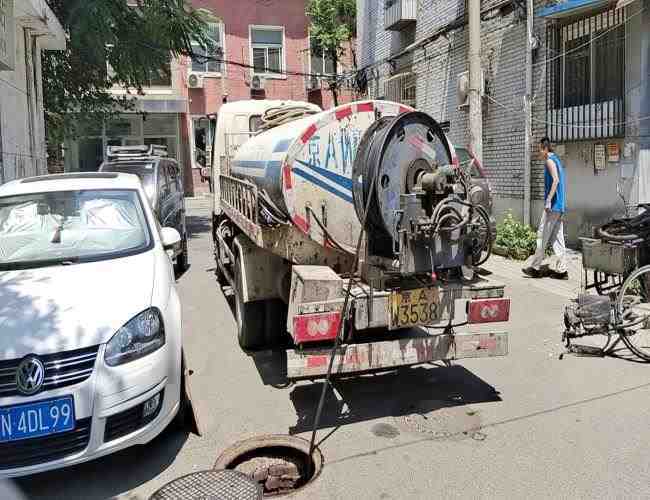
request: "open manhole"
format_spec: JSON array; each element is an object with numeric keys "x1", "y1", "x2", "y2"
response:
[{"x1": 214, "y1": 435, "x2": 323, "y2": 497}]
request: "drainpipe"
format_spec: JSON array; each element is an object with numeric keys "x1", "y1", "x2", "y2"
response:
[
  {"x1": 523, "y1": 0, "x2": 534, "y2": 226},
  {"x1": 468, "y1": 0, "x2": 483, "y2": 166}
]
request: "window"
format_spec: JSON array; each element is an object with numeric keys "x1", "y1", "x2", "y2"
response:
[
  {"x1": 147, "y1": 55, "x2": 172, "y2": 87},
  {"x1": 157, "y1": 164, "x2": 168, "y2": 202},
  {"x1": 250, "y1": 26, "x2": 284, "y2": 76},
  {"x1": 0, "y1": 0, "x2": 14, "y2": 71},
  {"x1": 249, "y1": 115, "x2": 263, "y2": 132},
  {"x1": 310, "y1": 42, "x2": 336, "y2": 76},
  {"x1": 546, "y1": 8, "x2": 625, "y2": 141},
  {"x1": 166, "y1": 163, "x2": 179, "y2": 194},
  {"x1": 191, "y1": 23, "x2": 224, "y2": 74}
]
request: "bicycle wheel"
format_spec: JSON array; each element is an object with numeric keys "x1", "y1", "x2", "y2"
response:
[{"x1": 615, "y1": 265, "x2": 650, "y2": 361}]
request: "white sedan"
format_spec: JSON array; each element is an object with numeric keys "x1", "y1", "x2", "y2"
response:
[{"x1": 0, "y1": 172, "x2": 184, "y2": 477}]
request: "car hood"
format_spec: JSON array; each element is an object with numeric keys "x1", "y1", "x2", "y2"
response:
[{"x1": 0, "y1": 252, "x2": 155, "y2": 359}]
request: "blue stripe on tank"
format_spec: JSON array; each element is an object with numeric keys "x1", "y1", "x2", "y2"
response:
[
  {"x1": 294, "y1": 159, "x2": 353, "y2": 191},
  {"x1": 292, "y1": 168, "x2": 353, "y2": 204}
]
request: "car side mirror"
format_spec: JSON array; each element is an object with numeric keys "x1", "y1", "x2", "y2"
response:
[{"x1": 161, "y1": 227, "x2": 181, "y2": 250}]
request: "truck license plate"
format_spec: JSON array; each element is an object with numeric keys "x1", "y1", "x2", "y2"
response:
[
  {"x1": 0, "y1": 396, "x2": 75, "y2": 443},
  {"x1": 388, "y1": 287, "x2": 440, "y2": 330}
]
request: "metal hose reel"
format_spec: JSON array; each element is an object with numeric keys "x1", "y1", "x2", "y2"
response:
[{"x1": 352, "y1": 112, "x2": 458, "y2": 271}]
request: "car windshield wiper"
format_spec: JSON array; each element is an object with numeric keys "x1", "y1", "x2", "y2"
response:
[{"x1": 0, "y1": 256, "x2": 81, "y2": 271}]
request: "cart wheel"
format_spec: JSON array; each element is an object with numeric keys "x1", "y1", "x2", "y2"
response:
[{"x1": 616, "y1": 265, "x2": 650, "y2": 361}]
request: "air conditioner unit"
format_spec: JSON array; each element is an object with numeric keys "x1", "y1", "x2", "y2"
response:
[
  {"x1": 457, "y1": 70, "x2": 485, "y2": 108},
  {"x1": 306, "y1": 76, "x2": 321, "y2": 91},
  {"x1": 251, "y1": 75, "x2": 266, "y2": 91},
  {"x1": 187, "y1": 73, "x2": 204, "y2": 89}
]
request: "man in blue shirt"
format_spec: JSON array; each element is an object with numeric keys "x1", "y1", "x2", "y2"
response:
[{"x1": 523, "y1": 137, "x2": 568, "y2": 279}]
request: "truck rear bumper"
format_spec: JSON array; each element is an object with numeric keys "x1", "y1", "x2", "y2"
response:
[{"x1": 286, "y1": 330, "x2": 508, "y2": 379}]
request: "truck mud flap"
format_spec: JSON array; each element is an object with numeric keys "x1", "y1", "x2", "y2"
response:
[{"x1": 286, "y1": 332, "x2": 508, "y2": 379}]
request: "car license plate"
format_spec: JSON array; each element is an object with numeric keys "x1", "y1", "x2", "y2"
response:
[
  {"x1": 388, "y1": 287, "x2": 440, "y2": 330},
  {"x1": 0, "y1": 396, "x2": 75, "y2": 443}
]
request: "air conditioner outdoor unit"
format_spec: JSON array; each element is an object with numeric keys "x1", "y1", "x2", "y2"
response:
[
  {"x1": 187, "y1": 73, "x2": 204, "y2": 89},
  {"x1": 251, "y1": 75, "x2": 266, "y2": 91},
  {"x1": 306, "y1": 76, "x2": 321, "y2": 91},
  {"x1": 457, "y1": 70, "x2": 485, "y2": 108}
]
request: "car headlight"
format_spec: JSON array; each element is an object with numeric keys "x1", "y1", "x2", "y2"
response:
[{"x1": 105, "y1": 308, "x2": 165, "y2": 366}]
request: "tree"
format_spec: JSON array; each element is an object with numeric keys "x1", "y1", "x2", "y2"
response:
[
  {"x1": 306, "y1": 0, "x2": 356, "y2": 107},
  {"x1": 43, "y1": 0, "x2": 216, "y2": 167}
]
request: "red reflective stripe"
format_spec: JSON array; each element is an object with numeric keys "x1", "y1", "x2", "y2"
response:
[
  {"x1": 283, "y1": 164, "x2": 292, "y2": 189},
  {"x1": 468, "y1": 298, "x2": 510, "y2": 324},
  {"x1": 335, "y1": 106, "x2": 353, "y2": 121},
  {"x1": 293, "y1": 214, "x2": 310, "y2": 233},
  {"x1": 399, "y1": 106, "x2": 412, "y2": 114},
  {"x1": 301, "y1": 124, "x2": 317, "y2": 143},
  {"x1": 357, "y1": 102, "x2": 374, "y2": 113},
  {"x1": 307, "y1": 356, "x2": 328, "y2": 368}
]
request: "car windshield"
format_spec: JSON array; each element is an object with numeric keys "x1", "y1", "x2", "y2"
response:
[
  {"x1": 0, "y1": 189, "x2": 151, "y2": 270},
  {"x1": 101, "y1": 163, "x2": 156, "y2": 202}
]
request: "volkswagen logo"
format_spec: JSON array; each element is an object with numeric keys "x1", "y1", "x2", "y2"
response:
[{"x1": 16, "y1": 356, "x2": 45, "y2": 396}]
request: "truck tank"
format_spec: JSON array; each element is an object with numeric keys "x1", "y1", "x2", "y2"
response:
[{"x1": 231, "y1": 100, "x2": 459, "y2": 257}]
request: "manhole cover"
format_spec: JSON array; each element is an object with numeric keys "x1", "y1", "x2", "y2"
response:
[
  {"x1": 214, "y1": 435, "x2": 323, "y2": 497},
  {"x1": 393, "y1": 401, "x2": 484, "y2": 441},
  {"x1": 149, "y1": 470, "x2": 262, "y2": 500}
]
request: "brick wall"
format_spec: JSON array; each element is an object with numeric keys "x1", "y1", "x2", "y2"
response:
[{"x1": 357, "y1": 0, "x2": 550, "y2": 221}]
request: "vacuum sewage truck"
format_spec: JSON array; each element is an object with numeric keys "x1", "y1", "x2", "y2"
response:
[{"x1": 211, "y1": 100, "x2": 510, "y2": 379}]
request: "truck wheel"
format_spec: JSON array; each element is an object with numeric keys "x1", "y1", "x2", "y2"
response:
[
  {"x1": 234, "y1": 257, "x2": 266, "y2": 350},
  {"x1": 265, "y1": 299, "x2": 289, "y2": 348},
  {"x1": 214, "y1": 241, "x2": 228, "y2": 286}
]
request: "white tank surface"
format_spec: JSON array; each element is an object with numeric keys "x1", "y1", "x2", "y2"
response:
[{"x1": 231, "y1": 100, "x2": 418, "y2": 250}]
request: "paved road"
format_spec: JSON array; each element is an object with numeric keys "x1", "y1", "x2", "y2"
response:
[{"x1": 15, "y1": 198, "x2": 650, "y2": 499}]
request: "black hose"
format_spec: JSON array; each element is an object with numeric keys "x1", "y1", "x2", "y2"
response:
[
  {"x1": 305, "y1": 205, "x2": 354, "y2": 254},
  {"x1": 473, "y1": 205, "x2": 493, "y2": 266}
]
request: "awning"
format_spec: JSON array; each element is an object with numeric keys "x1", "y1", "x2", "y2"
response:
[{"x1": 536, "y1": 0, "x2": 611, "y2": 18}]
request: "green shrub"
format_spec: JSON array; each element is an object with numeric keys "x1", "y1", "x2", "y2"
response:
[{"x1": 495, "y1": 212, "x2": 537, "y2": 260}]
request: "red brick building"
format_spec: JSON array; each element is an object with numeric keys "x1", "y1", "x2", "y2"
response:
[{"x1": 185, "y1": 0, "x2": 357, "y2": 193}]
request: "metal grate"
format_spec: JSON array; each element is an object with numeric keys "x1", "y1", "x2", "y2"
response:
[
  {"x1": 0, "y1": 418, "x2": 91, "y2": 470},
  {"x1": 0, "y1": 345, "x2": 99, "y2": 397},
  {"x1": 104, "y1": 390, "x2": 164, "y2": 442},
  {"x1": 150, "y1": 470, "x2": 263, "y2": 500},
  {"x1": 546, "y1": 7, "x2": 625, "y2": 141},
  {"x1": 384, "y1": 72, "x2": 417, "y2": 108}
]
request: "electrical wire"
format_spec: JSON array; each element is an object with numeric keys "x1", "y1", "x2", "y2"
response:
[{"x1": 485, "y1": 93, "x2": 650, "y2": 129}]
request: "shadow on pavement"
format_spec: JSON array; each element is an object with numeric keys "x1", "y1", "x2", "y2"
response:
[
  {"x1": 186, "y1": 214, "x2": 211, "y2": 240},
  {"x1": 15, "y1": 427, "x2": 189, "y2": 500},
  {"x1": 287, "y1": 365, "x2": 501, "y2": 436}
]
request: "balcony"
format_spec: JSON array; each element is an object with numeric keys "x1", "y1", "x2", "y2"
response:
[{"x1": 384, "y1": 0, "x2": 417, "y2": 31}]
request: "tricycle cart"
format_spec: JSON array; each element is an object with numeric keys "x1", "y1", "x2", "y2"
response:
[{"x1": 564, "y1": 206, "x2": 650, "y2": 361}]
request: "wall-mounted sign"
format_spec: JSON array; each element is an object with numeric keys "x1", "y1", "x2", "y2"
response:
[
  {"x1": 607, "y1": 143, "x2": 620, "y2": 162},
  {"x1": 624, "y1": 142, "x2": 636, "y2": 159},
  {"x1": 594, "y1": 144, "x2": 606, "y2": 171}
]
